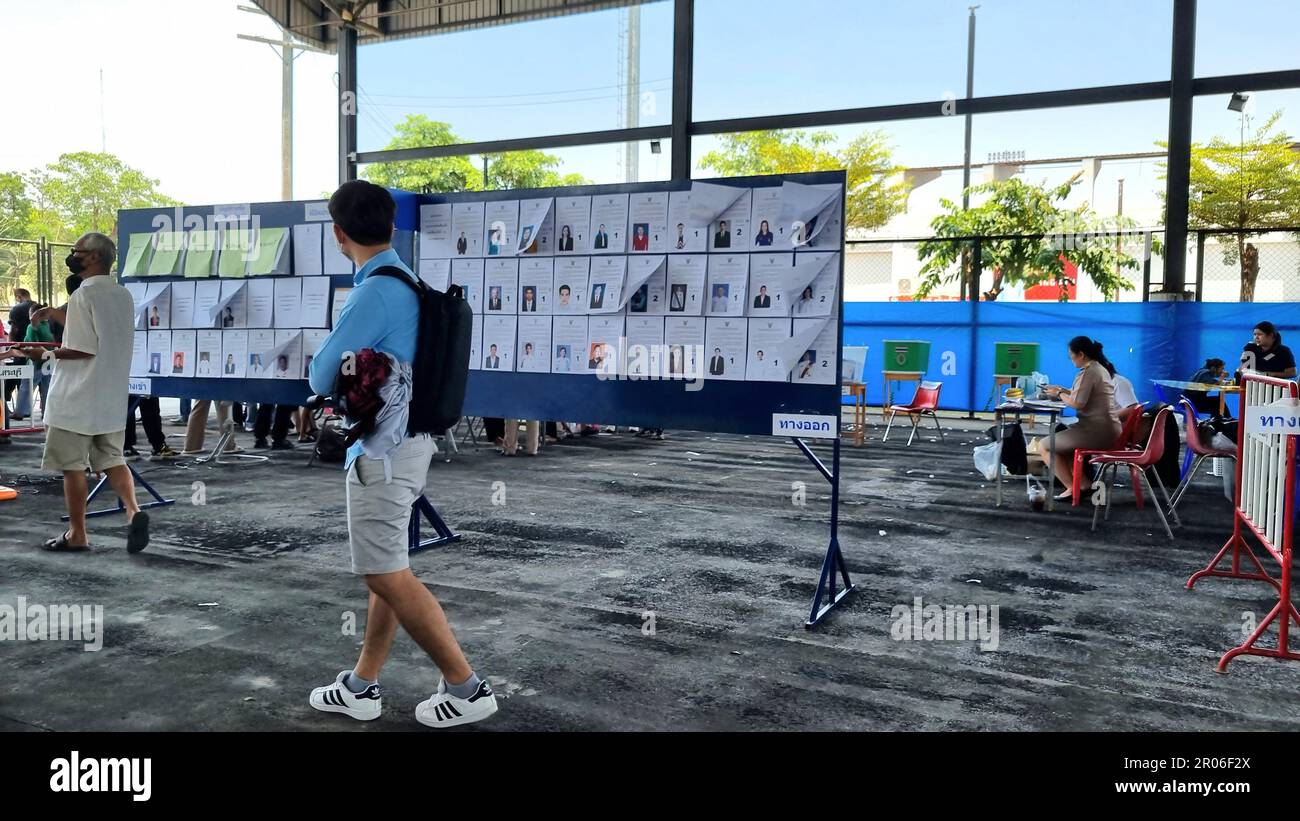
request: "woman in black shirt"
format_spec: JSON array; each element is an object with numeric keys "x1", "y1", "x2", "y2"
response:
[{"x1": 1239, "y1": 321, "x2": 1297, "y2": 379}]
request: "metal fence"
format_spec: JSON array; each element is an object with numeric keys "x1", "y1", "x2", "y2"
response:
[
  {"x1": 1193, "y1": 229, "x2": 1300, "y2": 303},
  {"x1": 0, "y1": 236, "x2": 65, "y2": 308},
  {"x1": 846, "y1": 228, "x2": 1300, "y2": 304}
]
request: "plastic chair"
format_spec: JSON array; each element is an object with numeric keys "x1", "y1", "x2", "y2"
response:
[
  {"x1": 1070, "y1": 405, "x2": 1145, "y2": 507},
  {"x1": 1168, "y1": 398, "x2": 1235, "y2": 514},
  {"x1": 1090, "y1": 407, "x2": 1180, "y2": 540},
  {"x1": 882, "y1": 381, "x2": 945, "y2": 446}
]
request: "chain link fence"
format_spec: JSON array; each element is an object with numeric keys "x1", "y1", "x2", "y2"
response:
[
  {"x1": 848, "y1": 228, "x2": 1300, "y2": 304},
  {"x1": 0, "y1": 238, "x2": 43, "y2": 304},
  {"x1": 1195, "y1": 230, "x2": 1300, "y2": 303}
]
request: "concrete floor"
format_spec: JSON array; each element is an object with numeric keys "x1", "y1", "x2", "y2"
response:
[{"x1": 1, "y1": 413, "x2": 1297, "y2": 732}]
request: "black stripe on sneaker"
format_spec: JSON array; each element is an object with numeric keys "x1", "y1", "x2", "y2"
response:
[
  {"x1": 445, "y1": 702, "x2": 462, "y2": 718},
  {"x1": 468, "y1": 682, "x2": 492, "y2": 702},
  {"x1": 330, "y1": 690, "x2": 343, "y2": 707},
  {"x1": 325, "y1": 690, "x2": 336, "y2": 706}
]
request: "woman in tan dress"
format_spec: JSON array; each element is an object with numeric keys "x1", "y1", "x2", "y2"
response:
[{"x1": 1038, "y1": 336, "x2": 1123, "y2": 500}]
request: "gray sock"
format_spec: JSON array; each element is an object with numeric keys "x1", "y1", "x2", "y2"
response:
[
  {"x1": 343, "y1": 670, "x2": 375, "y2": 694},
  {"x1": 446, "y1": 672, "x2": 481, "y2": 699}
]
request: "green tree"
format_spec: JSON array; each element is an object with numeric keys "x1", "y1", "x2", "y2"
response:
[
  {"x1": 363, "y1": 116, "x2": 481, "y2": 193},
  {"x1": 915, "y1": 174, "x2": 1145, "y2": 301},
  {"x1": 697, "y1": 129, "x2": 909, "y2": 231},
  {"x1": 1172, "y1": 110, "x2": 1300, "y2": 301},
  {"x1": 363, "y1": 114, "x2": 589, "y2": 192},
  {"x1": 483, "y1": 150, "x2": 587, "y2": 190},
  {"x1": 0, "y1": 172, "x2": 33, "y2": 239},
  {"x1": 27, "y1": 152, "x2": 177, "y2": 242}
]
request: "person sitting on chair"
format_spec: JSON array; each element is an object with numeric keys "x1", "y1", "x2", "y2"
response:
[{"x1": 1037, "y1": 336, "x2": 1122, "y2": 502}]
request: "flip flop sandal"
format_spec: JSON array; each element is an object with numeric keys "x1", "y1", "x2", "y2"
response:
[
  {"x1": 126, "y1": 511, "x2": 150, "y2": 554},
  {"x1": 42, "y1": 531, "x2": 90, "y2": 552}
]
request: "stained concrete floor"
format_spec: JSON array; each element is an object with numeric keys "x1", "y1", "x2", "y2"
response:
[{"x1": 1, "y1": 413, "x2": 1297, "y2": 732}]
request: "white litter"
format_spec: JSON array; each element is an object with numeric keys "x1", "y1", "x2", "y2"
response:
[
  {"x1": 966, "y1": 579, "x2": 982, "y2": 584},
  {"x1": 198, "y1": 602, "x2": 219, "y2": 607},
  {"x1": 878, "y1": 530, "x2": 887, "y2": 536}
]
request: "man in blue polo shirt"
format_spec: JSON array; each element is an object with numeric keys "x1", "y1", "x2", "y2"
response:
[{"x1": 306, "y1": 180, "x2": 496, "y2": 729}]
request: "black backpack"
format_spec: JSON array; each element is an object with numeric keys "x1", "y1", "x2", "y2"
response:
[
  {"x1": 314, "y1": 425, "x2": 348, "y2": 463},
  {"x1": 369, "y1": 266, "x2": 472, "y2": 435}
]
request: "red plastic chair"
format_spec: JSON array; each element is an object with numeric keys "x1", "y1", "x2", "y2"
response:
[
  {"x1": 883, "y1": 381, "x2": 945, "y2": 446},
  {"x1": 1168, "y1": 397, "x2": 1235, "y2": 514},
  {"x1": 1070, "y1": 405, "x2": 1145, "y2": 507},
  {"x1": 1090, "y1": 407, "x2": 1180, "y2": 540}
]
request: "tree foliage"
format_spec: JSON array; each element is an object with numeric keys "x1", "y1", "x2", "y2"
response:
[
  {"x1": 363, "y1": 114, "x2": 589, "y2": 193},
  {"x1": 697, "y1": 129, "x2": 908, "y2": 232},
  {"x1": 26, "y1": 152, "x2": 177, "y2": 242},
  {"x1": 916, "y1": 174, "x2": 1145, "y2": 301},
  {"x1": 1169, "y1": 110, "x2": 1300, "y2": 301}
]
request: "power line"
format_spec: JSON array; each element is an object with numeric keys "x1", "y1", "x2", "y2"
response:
[
  {"x1": 360, "y1": 76, "x2": 671, "y2": 102},
  {"x1": 362, "y1": 85, "x2": 670, "y2": 111}
]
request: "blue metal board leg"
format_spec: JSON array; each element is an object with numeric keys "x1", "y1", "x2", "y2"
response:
[
  {"x1": 793, "y1": 436, "x2": 855, "y2": 628},
  {"x1": 62, "y1": 462, "x2": 175, "y2": 521},
  {"x1": 408, "y1": 494, "x2": 462, "y2": 554}
]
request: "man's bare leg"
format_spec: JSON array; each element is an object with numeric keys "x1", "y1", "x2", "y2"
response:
[
  {"x1": 63, "y1": 470, "x2": 89, "y2": 545},
  {"x1": 354, "y1": 590, "x2": 400, "y2": 681},
  {"x1": 364, "y1": 569, "x2": 472, "y2": 685},
  {"x1": 104, "y1": 464, "x2": 142, "y2": 521}
]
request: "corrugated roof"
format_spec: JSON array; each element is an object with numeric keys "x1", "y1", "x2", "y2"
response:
[{"x1": 252, "y1": 0, "x2": 658, "y2": 52}]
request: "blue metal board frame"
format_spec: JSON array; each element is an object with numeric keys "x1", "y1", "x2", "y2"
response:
[
  {"x1": 114, "y1": 191, "x2": 418, "y2": 407},
  {"x1": 418, "y1": 171, "x2": 846, "y2": 436}
]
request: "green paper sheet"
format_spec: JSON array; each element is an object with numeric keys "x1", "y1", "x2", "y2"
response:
[
  {"x1": 218, "y1": 227, "x2": 253, "y2": 278},
  {"x1": 147, "y1": 232, "x2": 185, "y2": 276},
  {"x1": 247, "y1": 227, "x2": 288, "y2": 276},
  {"x1": 122, "y1": 233, "x2": 155, "y2": 276},
  {"x1": 184, "y1": 230, "x2": 218, "y2": 278}
]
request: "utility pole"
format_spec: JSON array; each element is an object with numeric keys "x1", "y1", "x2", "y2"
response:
[
  {"x1": 961, "y1": 6, "x2": 978, "y2": 302},
  {"x1": 238, "y1": 4, "x2": 326, "y2": 200},
  {"x1": 960, "y1": 6, "x2": 978, "y2": 212},
  {"x1": 619, "y1": 6, "x2": 642, "y2": 183}
]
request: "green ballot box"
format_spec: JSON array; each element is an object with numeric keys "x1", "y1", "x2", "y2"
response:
[
  {"x1": 882, "y1": 340, "x2": 930, "y2": 373},
  {"x1": 993, "y1": 342, "x2": 1040, "y2": 377}
]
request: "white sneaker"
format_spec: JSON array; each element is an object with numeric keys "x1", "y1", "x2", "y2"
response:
[
  {"x1": 309, "y1": 671, "x2": 382, "y2": 721},
  {"x1": 414, "y1": 678, "x2": 498, "y2": 728}
]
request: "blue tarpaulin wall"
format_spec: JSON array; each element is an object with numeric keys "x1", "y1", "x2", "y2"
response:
[{"x1": 843, "y1": 301, "x2": 1300, "y2": 412}]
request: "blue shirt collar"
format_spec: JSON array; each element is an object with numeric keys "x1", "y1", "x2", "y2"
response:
[{"x1": 354, "y1": 248, "x2": 403, "y2": 286}]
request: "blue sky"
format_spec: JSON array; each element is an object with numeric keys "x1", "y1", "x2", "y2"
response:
[
  {"x1": 356, "y1": 0, "x2": 1300, "y2": 171},
  {"x1": 3, "y1": 1, "x2": 1296, "y2": 209}
]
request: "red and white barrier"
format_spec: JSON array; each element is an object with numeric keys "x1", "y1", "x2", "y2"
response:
[
  {"x1": 0, "y1": 341, "x2": 57, "y2": 435},
  {"x1": 1187, "y1": 373, "x2": 1300, "y2": 672}
]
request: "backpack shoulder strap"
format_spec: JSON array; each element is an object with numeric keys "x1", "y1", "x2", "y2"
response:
[{"x1": 368, "y1": 265, "x2": 426, "y2": 295}]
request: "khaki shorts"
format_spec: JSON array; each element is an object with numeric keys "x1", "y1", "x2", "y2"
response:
[
  {"x1": 345, "y1": 435, "x2": 434, "y2": 576},
  {"x1": 42, "y1": 426, "x2": 127, "y2": 473}
]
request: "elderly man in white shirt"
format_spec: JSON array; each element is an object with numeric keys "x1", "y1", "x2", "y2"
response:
[{"x1": 15, "y1": 232, "x2": 149, "y2": 553}]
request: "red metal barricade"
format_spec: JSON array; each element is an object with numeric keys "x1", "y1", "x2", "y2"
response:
[
  {"x1": 1186, "y1": 373, "x2": 1300, "y2": 672},
  {"x1": 1, "y1": 341, "x2": 58, "y2": 435}
]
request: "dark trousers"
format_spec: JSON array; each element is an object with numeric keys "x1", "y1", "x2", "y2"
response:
[
  {"x1": 232, "y1": 402, "x2": 247, "y2": 426},
  {"x1": 125, "y1": 398, "x2": 166, "y2": 452},
  {"x1": 255, "y1": 404, "x2": 295, "y2": 442},
  {"x1": 483, "y1": 417, "x2": 505, "y2": 441}
]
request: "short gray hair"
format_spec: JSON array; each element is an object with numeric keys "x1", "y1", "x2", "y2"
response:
[{"x1": 79, "y1": 232, "x2": 116, "y2": 271}]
